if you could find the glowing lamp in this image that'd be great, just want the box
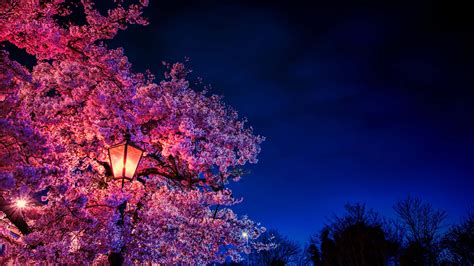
[242,231,249,245]
[15,199,27,209]
[108,135,144,186]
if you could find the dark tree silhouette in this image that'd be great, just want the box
[394,197,447,265]
[225,200,468,266]
[306,236,322,266]
[319,228,338,266]
[316,203,400,266]
[249,229,301,266]
[442,211,474,265]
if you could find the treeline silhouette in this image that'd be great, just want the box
[222,196,473,266]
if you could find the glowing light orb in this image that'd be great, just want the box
[242,231,249,239]
[15,199,27,209]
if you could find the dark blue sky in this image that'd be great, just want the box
[112,0,474,244]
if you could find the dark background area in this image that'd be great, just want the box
[7,0,474,244]
[112,0,474,244]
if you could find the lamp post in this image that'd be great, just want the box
[242,231,249,266]
[107,133,144,265]
[108,134,144,188]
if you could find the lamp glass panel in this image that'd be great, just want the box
[124,145,143,178]
[109,145,125,178]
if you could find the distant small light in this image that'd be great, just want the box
[242,231,249,239]
[15,199,27,209]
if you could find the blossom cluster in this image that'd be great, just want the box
[0,1,265,264]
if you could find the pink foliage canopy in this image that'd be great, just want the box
[0,0,265,264]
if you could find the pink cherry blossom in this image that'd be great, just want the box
[0,1,265,264]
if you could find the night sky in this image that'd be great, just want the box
[109,0,472,244]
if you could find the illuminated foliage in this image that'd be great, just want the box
[0,1,264,264]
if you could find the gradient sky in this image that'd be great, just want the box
[105,0,474,244]
[9,0,473,245]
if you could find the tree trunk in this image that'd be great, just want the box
[108,200,127,265]
[108,252,124,266]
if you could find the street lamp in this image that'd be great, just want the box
[242,231,249,265]
[108,134,144,187]
[15,199,27,209]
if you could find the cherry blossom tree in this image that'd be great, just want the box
[0,0,265,264]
